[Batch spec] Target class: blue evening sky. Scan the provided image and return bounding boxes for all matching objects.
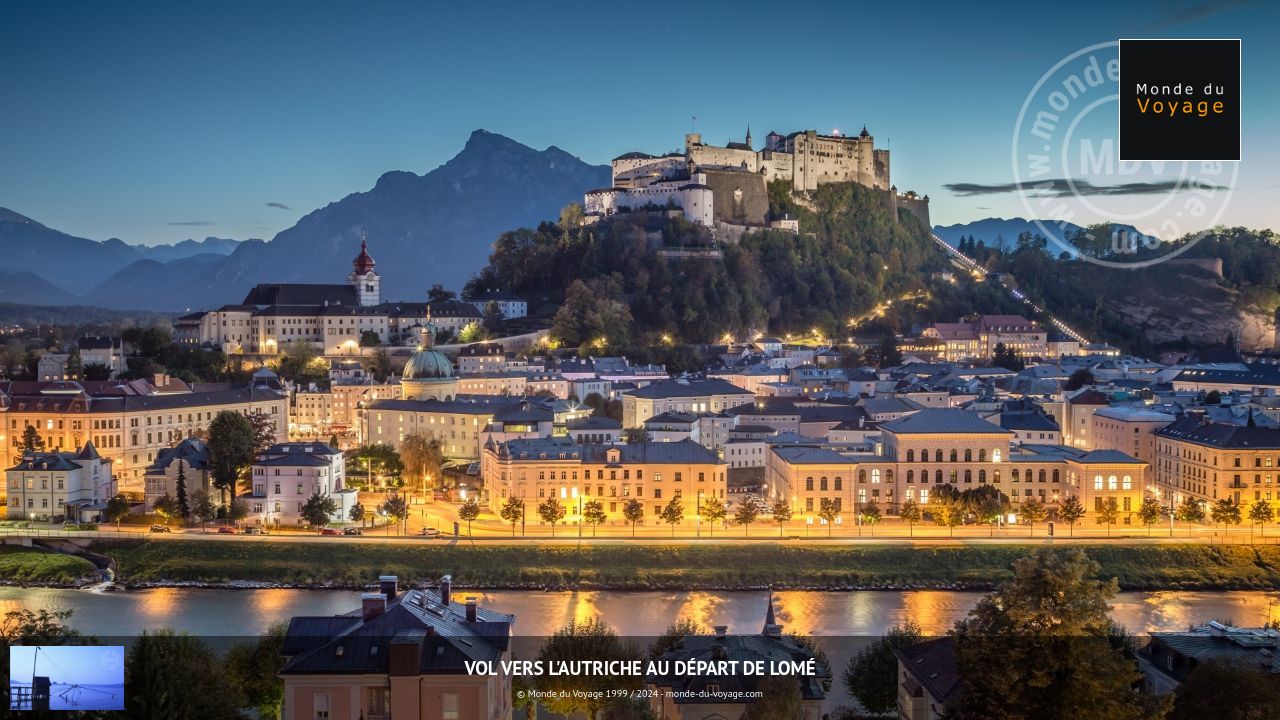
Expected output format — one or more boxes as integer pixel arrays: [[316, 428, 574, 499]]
[[9, 645, 124, 685], [1, 0, 1276, 246]]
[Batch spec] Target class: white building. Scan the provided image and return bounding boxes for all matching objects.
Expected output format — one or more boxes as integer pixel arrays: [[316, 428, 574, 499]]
[[37, 337, 125, 381], [247, 442, 350, 526], [5, 443, 114, 522]]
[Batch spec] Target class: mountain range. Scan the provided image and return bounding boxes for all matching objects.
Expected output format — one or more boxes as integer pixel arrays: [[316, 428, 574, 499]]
[[932, 216, 1160, 252], [0, 130, 608, 312]]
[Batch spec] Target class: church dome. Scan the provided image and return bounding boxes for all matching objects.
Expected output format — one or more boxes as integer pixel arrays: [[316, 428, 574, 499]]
[[352, 239, 376, 276], [403, 347, 454, 380]]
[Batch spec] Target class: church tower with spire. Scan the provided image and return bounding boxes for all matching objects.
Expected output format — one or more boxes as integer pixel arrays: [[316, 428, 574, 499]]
[[348, 233, 381, 306], [745, 124, 752, 150]]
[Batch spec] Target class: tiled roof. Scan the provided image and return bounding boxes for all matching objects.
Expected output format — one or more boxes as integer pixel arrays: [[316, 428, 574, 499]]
[[7, 452, 84, 472], [565, 416, 622, 430], [880, 408, 1009, 435], [625, 379, 752, 399], [1073, 449, 1144, 464], [367, 398, 519, 415], [242, 283, 359, 307], [895, 637, 959, 703], [1155, 415, 1280, 450]]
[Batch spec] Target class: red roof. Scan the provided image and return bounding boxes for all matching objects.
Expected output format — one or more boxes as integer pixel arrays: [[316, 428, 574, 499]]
[[352, 240, 376, 275]]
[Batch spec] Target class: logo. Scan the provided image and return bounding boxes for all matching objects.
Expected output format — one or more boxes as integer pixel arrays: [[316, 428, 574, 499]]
[[1011, 41, 1237, 269]]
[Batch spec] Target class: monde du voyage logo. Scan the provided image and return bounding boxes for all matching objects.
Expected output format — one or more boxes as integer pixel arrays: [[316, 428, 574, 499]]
[[1120, 39, 1241, 162]]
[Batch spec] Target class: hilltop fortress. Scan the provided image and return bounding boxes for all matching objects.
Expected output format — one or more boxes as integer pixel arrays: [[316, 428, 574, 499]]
[[584, 127, 929, 238]]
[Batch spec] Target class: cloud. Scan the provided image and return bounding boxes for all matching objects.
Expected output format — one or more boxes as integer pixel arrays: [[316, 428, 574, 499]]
[[165, 220, 216, 226], [1143, 0, 1256, 31], [944, 179, 1228, 197], [266, 201, 290, 210]]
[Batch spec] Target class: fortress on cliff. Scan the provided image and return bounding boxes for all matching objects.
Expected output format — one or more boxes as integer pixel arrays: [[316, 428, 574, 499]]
[[583, 127, 930, 237]]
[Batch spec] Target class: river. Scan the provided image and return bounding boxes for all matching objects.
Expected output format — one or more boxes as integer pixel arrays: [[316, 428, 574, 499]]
[[2, 586, 1276, 639]]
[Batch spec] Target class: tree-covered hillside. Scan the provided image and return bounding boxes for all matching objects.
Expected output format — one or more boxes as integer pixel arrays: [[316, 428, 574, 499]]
[[466, 183, 947, 352]]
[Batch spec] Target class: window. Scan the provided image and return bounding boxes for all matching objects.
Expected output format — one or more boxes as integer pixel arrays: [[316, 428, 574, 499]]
[[312, 693, 330, 720], [1094, 475, 1103, 490], [442, 692, 460, 720]]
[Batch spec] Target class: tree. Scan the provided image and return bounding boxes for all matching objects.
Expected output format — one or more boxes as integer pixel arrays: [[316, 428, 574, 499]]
[[700, 496, 727, 537], [1167, 659, 1280, 720], [458, 497, 482, 535], [818, 498, 840, 537], [538, 497, 566, 536], [967, 485, 1010, 536], [359, 329, 381, 347], [1059, 494, 1086, 536], [482, 300, 506, 335], [1176, 497, 1206, 534], [622, 499, 644, 536], [247, 410, 277, 453], [991, 342, 1025, 371], [1065, 368, 1095, 391], [19, 425, 44, 453], [0, 607, 81, 644], [368, 347, 392, 382], [380, 493, 409, 535], [622, 427, 650, 444], [400, 433, 445, 492], [175, 461, 190, 520], [190, 489, 216, 531], [1204, 389, 1223, 405], [659, 496, 684, 536], [300, 491, 339, 531], [877, 332, 902, 368], [843, 622, 924, 716], [207, 410, 254, 506], [535, 618, 643, 719], [770, 497, 793, 537], [223, 623, 287, 720], [501, 497, 525, 537], [153, 493, 180, 525], [1020, 497, 1047, 537], [427, 283, 456, 303], [860, 500, 882, 535], [1248, 500, 1274, 539], [227, 497, 249, 525], [947, 548, 1156, 720], [348, 502, 365, 526], [746, 675, 806, 719], [1211, 498, 1242, 534], [349, 444, 404, 487], [1137, 496, 1165, 536], [125, 630, 244, 720], [1097, 497, 1121, 536], [900, 498, 922, 536], [65, 344, 83, 380], [734, 497, 761, 537], [582, 499, 606, 537], [83, 362, 112, 381], [104, 493, 132, 528], [458, 322, 488, 343]]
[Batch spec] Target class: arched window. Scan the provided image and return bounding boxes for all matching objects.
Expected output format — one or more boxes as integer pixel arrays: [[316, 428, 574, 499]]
[[965, 449, 972, 462], [1122, 475, 1132, 490], [979, 469, 987, 483], [1108, 475, 1118, 490], [872, 469, 881, 484], [1094, 475, 1103, 490], [949, 449, 958, 462], [820, 476, 829, 491], [948, 470, 957, 484], [1012, 469, 1020, 482], [805, 477, 813, 491], [906, 449, 915, 462], [935, 449, 944, 462], [1052, 469, 1060, 483], [978, 449, 987, 462], [964, 469, 973, 483], [993, 470, 1001, 483], [835, 477, 843, 491], [907, 470, 914, 483], [858, 469, 867, 483], [993, 449, 1002, 463], [886, 469, 894, 483], [1039, 469, 1047, 483], [935, 469, 943, 484]]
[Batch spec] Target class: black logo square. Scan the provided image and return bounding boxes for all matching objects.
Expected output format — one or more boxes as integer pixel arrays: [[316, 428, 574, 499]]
[[1119, 39, 1240, 161]]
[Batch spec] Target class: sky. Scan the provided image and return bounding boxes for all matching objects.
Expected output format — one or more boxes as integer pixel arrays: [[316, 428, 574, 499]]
[[9, 645, 124, 685], [1, 0, 1276, 246]]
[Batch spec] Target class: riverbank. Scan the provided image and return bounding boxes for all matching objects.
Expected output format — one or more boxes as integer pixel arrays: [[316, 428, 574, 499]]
[[0, 546, 99, 585], [19, 540, 1271, 591]]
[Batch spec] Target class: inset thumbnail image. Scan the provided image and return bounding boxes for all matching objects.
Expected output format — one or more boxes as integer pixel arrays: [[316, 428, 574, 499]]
[[9, 645, 124, 711]]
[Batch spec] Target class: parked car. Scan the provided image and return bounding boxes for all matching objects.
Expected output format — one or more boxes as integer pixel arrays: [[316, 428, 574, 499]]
[[217, 526, 237, 534], [244, 526, 270, 535], [419, 527, 440, 537], [149, 524, 171, 533], [319, 527, 340, 536], [342, 527, 363, 536]]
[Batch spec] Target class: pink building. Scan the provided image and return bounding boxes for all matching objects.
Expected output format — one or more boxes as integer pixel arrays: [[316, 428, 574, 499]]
[[279, 575, 513, 720]]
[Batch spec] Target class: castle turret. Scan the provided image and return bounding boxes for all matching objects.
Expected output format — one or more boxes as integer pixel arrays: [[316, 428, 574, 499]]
[[745, 125, 752, 150], [348, 235, 380, 306]]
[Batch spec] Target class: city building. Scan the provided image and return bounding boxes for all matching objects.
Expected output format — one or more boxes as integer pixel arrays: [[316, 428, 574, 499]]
[[291, 379, 402, 441], [466, 291, 528, 320], [481, 437, 727, 523], [0, 379, 287, 496], [896, 637, 959, 720], [921, 315, 1047, 362], [564, 416, 622, 445], [37, 337, 125, 381], [143, 438, 209, 510], [1139, 621, 1280, 695], [1153, 414, 1280, 510], [645, 596, 829, 719], [621, 378, 753, 429], [1091, 405, 1176, 467], [455, 343, 506, 375], [278, 575, 514, 720], [248, 441, 351, 526], [364, 397, 523, 461], [5, 443, 113, 522]]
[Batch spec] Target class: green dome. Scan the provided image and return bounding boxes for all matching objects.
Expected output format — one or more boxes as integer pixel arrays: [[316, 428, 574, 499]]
[[403, 347, 454, 380]]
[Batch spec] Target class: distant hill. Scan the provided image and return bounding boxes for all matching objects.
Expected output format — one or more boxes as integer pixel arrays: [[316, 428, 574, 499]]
[[133, 237, 242, 263], [150, 129, 609, 310], [80, 254, 231, 311], [0, 271, 79, 306], [933, 217, 1159, 254]]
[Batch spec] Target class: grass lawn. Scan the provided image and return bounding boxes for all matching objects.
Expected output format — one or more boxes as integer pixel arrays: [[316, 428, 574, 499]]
[[0, 545, 99, 584], [86, 540, 1280, 590]]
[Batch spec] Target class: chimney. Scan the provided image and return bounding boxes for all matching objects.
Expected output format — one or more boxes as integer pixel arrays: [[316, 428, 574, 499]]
[[466, 597, 477, 622], [439, 574, 452, 606], [379, 575, 398, 602], [361, 593, 386, 621]]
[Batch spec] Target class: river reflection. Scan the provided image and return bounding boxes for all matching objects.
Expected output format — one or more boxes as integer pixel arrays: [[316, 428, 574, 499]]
[[3, 586, 1276, 639]]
